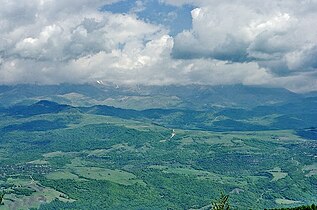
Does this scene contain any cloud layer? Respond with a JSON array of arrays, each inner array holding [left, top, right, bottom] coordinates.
[[0, 0, 316, 92], [172, 1, 317, 74]]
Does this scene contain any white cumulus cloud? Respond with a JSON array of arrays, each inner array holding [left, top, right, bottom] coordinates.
[[171, 0, 317, 77], [0, 0, 316, 92]]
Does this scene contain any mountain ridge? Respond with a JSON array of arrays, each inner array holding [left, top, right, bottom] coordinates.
[[0, 83, 308, 110]]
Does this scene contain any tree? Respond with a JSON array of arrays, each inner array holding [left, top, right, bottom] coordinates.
[[0, 191, 4, 205], [211, 192, 230, 210]]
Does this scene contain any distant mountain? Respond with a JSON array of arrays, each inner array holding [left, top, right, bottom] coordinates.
[[1, 96, 316, 131], [1, 83, 316, 130], [0, 84, 108, 106], [134, 84, 301, 109], [3, 100, 70, 117], [0, 83, 308, 110]]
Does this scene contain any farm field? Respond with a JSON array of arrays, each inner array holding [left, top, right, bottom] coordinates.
[[1, 0, 317, 207], [0, 101, 316, 209]]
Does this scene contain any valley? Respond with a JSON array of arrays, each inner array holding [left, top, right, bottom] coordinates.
[[0, 84, 316, 209]]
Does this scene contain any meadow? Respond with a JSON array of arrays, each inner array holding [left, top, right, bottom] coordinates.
[[0, 103, 316, 209]]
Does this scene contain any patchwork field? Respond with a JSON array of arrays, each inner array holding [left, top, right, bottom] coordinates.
[[0, 101, 316, 209], [0, 178, 75, 210]]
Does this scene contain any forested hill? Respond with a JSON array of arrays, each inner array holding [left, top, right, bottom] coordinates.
[[1, 97, 316, 132]]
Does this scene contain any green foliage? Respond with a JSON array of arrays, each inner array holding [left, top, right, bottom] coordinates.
[[212, 193, 230, 210], [0, 102, 316, 209], [267, 204, 317, 210], [0, 191, 4, 205], [12, 187, 36, 196], [2, 119, 67, 132]]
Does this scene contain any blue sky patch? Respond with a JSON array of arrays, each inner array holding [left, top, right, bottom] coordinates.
[[101, 0, 194, 35]]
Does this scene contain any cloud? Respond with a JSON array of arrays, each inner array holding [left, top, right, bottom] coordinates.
[[130, 0, 146, 14], [0, 0, 168, 84], [171, 0, 317, 77], [0, 0, 316, 92]]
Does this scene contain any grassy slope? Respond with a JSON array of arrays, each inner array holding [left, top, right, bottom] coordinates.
[[0, 109, 316, 209]]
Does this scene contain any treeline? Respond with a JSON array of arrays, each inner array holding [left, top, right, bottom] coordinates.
[[267, 204, 317, 210], [212, 194, 316, 210]]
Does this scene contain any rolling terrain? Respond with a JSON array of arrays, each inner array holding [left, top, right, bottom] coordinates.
[[0, 84, 316, 209]]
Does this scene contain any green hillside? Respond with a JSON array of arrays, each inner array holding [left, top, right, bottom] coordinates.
[[0, 99, 316, 209]]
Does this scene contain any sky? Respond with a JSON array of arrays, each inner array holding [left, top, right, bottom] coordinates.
[[0, 0, 317, 92]]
